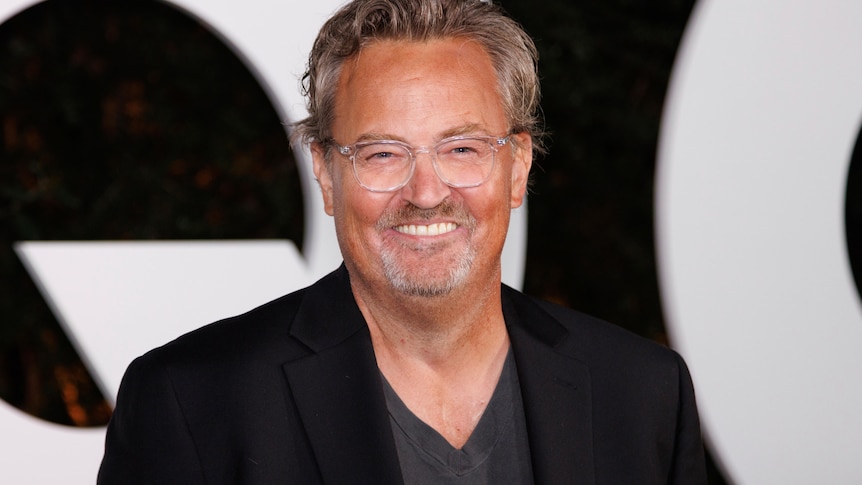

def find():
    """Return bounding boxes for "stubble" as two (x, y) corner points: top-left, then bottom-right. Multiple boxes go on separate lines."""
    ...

(377, 201), (477, 297)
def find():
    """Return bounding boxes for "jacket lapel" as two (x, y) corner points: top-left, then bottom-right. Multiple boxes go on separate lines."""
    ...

(504, 288), (596, 484)
(280, 269), (595, 484)
(282, 268), (404, 484)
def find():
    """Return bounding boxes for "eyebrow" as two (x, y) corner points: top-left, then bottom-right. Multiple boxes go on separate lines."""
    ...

(353, 132), (406, 143)
(438, 123), (487, 140)
(352, 123), (490, 145)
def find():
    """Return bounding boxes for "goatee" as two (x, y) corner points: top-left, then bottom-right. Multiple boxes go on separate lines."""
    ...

(377, 201), (477, 297)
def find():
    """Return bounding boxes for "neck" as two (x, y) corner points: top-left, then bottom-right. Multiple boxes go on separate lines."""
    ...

(351, 270), (511, 449)
(351, 270), (507, 368)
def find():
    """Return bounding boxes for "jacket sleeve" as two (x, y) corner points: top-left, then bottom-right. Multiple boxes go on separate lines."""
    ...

(97, 354), (206, 484)
(669, 352), (708, 484)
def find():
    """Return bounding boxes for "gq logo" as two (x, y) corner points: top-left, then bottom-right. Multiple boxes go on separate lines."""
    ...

(2, 0), (861, 483)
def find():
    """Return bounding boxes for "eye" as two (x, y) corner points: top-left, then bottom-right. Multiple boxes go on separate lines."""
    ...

(367, 150), (396, 160)
(450, 145), (479, 155)
(438, 139), (488, 161)
(356, 143), (409, 166)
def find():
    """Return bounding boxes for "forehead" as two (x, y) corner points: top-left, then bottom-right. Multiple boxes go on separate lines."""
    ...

(332, 38), (506, 141)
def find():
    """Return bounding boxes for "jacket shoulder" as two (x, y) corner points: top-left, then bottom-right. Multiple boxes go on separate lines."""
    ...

(503, 287), (707, 483)
(142, 286), (309, 367)
(504, 286), (678, 365)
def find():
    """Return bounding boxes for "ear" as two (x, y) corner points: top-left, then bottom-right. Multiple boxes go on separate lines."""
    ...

(311, 142), (335, 216)
(509, 132), (533, 209)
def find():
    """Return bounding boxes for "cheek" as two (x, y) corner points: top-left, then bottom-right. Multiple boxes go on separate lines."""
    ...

(464, 186), (512, 233)
(330, 167), (366, 219)
(483, 176), (517, 239)
(333, 186), (391, 235)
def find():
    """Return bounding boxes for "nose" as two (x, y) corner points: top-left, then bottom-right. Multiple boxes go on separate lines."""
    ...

(400, 151), (451, 209)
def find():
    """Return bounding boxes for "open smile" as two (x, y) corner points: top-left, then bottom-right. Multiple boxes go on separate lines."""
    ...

(394, 222), (458, 236)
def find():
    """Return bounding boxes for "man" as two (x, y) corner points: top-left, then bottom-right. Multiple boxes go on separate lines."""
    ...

(98, 0), (707, 483)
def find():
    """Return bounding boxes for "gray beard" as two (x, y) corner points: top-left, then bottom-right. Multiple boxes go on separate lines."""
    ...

(375, 200), (478, 297)
(380, 241), (476, 297)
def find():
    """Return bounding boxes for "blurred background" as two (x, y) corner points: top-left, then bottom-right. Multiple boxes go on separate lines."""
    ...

(0, 0), (726, 481)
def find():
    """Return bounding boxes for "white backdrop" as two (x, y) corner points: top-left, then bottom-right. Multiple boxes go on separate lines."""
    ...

(657, 0), (862, 483)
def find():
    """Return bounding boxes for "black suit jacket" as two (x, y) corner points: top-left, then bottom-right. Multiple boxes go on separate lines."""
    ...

(98, 267), (706, 484)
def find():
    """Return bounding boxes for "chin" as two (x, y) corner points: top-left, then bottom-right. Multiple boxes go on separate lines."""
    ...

(381, 245), (475, 298)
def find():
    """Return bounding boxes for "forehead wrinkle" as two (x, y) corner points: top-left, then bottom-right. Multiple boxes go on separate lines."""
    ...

(334, 40), (505, 145)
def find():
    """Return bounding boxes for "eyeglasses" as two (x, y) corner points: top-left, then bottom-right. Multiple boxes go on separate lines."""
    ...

(331, 135), (510, 192)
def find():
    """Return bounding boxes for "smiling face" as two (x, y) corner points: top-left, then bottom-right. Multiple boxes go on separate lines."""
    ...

(313, 38), (532, 300)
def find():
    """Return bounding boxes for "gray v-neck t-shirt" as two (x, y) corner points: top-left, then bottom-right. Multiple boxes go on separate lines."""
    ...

(381, 349), (534, 484)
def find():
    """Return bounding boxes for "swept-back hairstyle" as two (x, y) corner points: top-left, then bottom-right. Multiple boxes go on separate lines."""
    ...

(293, 0), (543, 154)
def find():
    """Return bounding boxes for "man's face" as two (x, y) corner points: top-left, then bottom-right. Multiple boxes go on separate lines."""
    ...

(313, 38), (532, 298)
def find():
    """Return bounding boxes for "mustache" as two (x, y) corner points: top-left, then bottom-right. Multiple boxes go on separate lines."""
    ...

(376, 200), (476, 231)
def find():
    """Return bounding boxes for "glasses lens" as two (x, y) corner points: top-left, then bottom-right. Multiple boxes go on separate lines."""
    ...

(434, 138), (496, 187)
(353, 142), (412, 191)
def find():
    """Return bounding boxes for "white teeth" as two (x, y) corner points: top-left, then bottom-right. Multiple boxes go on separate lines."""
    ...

(395, 222), (457, 236)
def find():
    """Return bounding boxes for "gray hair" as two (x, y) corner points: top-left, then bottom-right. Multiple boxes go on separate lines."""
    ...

(292, 0), (544, 154)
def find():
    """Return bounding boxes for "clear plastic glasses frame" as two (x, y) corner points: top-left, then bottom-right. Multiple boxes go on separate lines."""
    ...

(333, 135), (510, 192)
